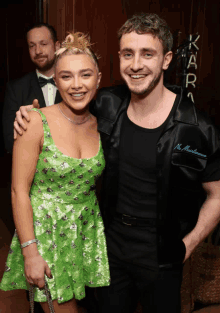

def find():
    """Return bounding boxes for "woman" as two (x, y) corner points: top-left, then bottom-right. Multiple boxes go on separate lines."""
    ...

(0, 32), (110, 313)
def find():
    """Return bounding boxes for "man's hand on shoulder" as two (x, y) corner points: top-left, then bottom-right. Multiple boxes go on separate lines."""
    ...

(14, 99), (40, 139)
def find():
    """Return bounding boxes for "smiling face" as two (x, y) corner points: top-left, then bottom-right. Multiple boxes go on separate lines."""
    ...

(119, 32), (172, 96)
(27, 26), (59, 72)
(54, 53), (101, 113)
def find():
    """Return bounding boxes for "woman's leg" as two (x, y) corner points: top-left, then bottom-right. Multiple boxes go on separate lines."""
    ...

(40, 298), (78, 313)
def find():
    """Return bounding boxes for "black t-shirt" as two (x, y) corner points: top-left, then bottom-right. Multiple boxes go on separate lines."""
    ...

(107, 95), (180, 269)
(116, 95), (179, 218)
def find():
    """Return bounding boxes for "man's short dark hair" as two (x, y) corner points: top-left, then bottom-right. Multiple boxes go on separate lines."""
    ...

(26, 23), (57, 43)
(118, 13), (173, 54)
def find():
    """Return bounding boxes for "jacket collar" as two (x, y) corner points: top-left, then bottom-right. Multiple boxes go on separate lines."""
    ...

(30, 71), (46, 107)
(97, 84), (198, 135)
(166, 85), (198, 126)
(97, 88), (130, 135)
(114, 84), (198, 126)
(120, 85), (199, 129)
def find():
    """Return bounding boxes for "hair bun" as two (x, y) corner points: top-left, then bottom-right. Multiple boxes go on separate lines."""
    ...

(55, 31), (100, 69)
(61, 32), (92, 51)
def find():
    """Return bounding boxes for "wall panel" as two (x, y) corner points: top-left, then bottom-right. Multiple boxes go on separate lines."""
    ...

(74, 0), (126, 87)
(47, 0), (74, 41)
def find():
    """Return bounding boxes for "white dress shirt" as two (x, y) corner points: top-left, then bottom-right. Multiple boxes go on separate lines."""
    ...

(36, 70), (57, 107)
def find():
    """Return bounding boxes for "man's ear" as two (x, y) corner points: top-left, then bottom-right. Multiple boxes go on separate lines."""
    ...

(55, 41), (61, 51)
(163, 51), (173, 70)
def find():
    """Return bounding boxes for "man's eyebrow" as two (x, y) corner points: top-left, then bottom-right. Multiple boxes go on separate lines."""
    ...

(120, 48), (157, 53)
(28, 40), (48, 45)
(120, 48), (133, 53)
(141, 48), (157, 53)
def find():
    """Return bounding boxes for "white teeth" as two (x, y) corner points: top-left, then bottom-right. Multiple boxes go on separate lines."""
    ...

(71, 93), (84, 97)
(130, 75), (145, 78)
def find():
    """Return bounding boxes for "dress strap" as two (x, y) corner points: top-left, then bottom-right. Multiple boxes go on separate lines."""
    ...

(31, 108), (53, 148)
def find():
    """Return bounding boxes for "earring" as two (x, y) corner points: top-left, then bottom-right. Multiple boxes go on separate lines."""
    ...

(97, 84), (99, 89)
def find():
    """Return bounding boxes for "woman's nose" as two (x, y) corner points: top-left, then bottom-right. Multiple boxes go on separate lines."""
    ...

(71, 77), (82, 89)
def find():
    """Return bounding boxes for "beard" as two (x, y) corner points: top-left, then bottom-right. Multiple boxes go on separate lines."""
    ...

(33, 56), (55, 72)
(124, 70), (163, 96)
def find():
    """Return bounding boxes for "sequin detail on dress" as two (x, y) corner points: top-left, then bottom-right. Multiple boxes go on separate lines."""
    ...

(0, 109), (110, 303)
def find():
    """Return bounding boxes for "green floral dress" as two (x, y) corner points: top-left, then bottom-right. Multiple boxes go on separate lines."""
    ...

(0, 109), (110, 303)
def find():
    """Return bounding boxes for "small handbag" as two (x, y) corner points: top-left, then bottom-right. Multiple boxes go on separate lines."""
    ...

(29, 280), (55, 313)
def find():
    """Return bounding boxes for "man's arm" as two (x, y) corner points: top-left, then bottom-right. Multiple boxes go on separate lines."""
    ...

(13, 99), (40, 139)
(182, 180), (220, 262)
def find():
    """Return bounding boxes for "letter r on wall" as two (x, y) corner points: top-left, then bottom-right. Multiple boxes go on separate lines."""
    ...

(186, 73), (197, 88)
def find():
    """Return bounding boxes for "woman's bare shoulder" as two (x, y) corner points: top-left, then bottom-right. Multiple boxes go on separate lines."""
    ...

(40, 104), (57, 114)
(18, 110), (44, 142)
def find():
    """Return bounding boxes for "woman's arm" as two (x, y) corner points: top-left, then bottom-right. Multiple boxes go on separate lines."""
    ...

(11, 110), (51, 288)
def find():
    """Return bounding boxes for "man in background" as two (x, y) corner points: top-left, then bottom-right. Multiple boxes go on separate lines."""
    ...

(2, 23), (61, 154)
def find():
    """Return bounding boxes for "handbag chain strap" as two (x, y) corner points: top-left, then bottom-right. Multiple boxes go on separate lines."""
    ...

(29, 280), (55, 313)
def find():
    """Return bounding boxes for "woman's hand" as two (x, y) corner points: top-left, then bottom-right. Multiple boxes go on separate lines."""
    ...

(24, 254), (52, 289)
(14, 99), (40, 139)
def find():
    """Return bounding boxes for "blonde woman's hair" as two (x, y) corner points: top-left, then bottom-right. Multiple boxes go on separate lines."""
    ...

(55, 32), (99, 69)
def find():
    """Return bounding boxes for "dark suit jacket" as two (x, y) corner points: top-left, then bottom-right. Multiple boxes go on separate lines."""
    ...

(2, 71), (62, 154)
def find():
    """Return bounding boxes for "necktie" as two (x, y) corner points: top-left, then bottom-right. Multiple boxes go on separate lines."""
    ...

(38, 76), (56, 88)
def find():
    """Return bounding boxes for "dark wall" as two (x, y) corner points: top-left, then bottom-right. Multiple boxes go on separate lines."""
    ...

(0, 1), (42, 234)
(0, 0), (42, 156)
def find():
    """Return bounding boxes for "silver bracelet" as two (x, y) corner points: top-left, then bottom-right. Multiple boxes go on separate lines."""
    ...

(20, 239), (38, 249)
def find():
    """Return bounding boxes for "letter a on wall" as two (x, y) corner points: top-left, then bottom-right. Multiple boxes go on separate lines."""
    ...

(187, 54), (197, 69)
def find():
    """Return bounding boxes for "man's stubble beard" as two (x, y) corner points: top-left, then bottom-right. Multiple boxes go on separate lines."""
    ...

(125, 70), (163, 97)
(34, 57), (55, 73)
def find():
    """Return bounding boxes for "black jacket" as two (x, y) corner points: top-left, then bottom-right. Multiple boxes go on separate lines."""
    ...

(2, 71), (62, 154)
(94, 84), (220, 267)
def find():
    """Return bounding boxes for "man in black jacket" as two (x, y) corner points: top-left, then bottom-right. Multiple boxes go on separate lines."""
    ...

(2, 23), (62, 154)
(93, 14), (220, 313)
(13, 14), (220, 313)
